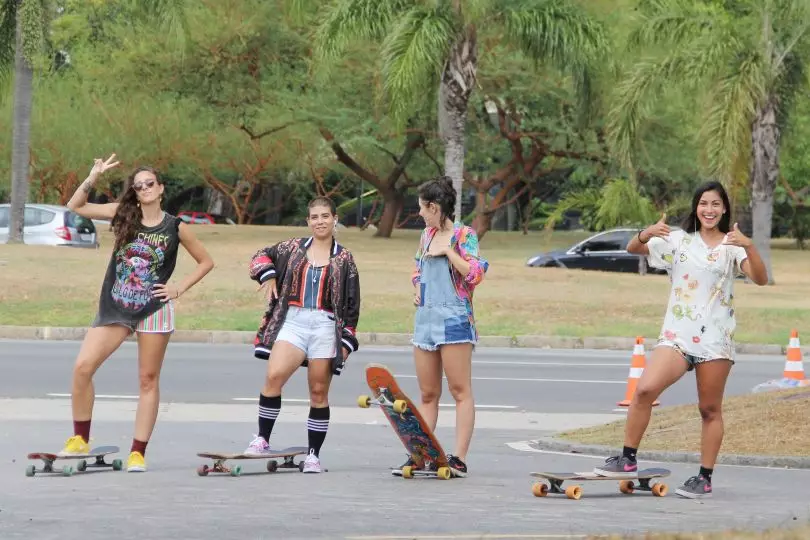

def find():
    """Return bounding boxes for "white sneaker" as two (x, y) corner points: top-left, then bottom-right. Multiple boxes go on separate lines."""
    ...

(302, 449), (321, 473)
(243, 435), (271, 455)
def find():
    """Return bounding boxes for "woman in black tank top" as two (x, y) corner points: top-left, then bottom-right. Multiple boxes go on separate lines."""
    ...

(58, 154), (215, 473)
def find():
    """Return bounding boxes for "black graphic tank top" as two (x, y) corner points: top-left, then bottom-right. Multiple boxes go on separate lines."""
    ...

(92, 213), (182, 330)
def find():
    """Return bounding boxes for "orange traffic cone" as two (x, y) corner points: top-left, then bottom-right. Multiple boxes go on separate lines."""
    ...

(617, 337), (659, 407)
(783, 329), (806, 380)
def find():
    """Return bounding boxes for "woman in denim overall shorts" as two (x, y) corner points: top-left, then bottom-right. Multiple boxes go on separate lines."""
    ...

(398, 176), (488, 477)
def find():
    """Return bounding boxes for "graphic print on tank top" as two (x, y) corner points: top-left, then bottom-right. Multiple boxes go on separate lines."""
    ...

(110, 232), (170, 311)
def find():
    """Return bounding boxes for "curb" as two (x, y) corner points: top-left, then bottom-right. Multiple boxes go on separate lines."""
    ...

(0, 325), (801, 354)
(529, 436), (810, 469)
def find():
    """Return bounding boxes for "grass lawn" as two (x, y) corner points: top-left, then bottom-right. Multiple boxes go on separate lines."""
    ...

(558, 387), (810, 456)
(1, 225), (809, 344)
(590, 522), (810, 539)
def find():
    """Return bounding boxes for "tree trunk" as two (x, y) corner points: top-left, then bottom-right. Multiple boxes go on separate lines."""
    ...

(374, 191), (404, 238)
(749, 98), (779, 285)
(7, 4), (34, 244)
(438, 26), (477, 224)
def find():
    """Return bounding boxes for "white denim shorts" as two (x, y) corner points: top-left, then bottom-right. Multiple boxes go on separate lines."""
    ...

(276, 306), (337, 360)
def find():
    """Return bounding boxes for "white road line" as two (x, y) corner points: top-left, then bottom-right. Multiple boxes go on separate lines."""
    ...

(471, 361), (628, 367)
(231, 398), (517, 409)
(395, 375), (625, 384)
(346, 535), (587, 540)
(47, 393), (138, 399)
(505, 441), (810, 472)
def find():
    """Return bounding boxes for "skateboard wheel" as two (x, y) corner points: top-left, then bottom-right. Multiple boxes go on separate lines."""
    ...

(197, 465), (209, 477)
(531, 482), (548, 497)
(437, 467), (451, 480)
(25, 465), (35, 477)
(565, 485), (582, 500)
(401, 466), (414, 479)
(619, 480), (634, 494)
(652, 482), (668, 497)
(357, 395), (371, 408)
(112, 459), (123, 471)
(77, 460), (88, 472)
(63, 466), (75, 477)
(230, 465), (242, 477)
(393, 400), (408, 414)
(298, 461), (305, 473)
(266, 460), (278, 473)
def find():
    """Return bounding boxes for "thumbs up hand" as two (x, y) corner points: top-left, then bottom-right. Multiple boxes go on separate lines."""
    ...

(722, 222), (752, 248)
(639, 212), (671, 243)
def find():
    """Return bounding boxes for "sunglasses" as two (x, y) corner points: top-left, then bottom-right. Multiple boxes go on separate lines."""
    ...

(133, 180), (157, 192)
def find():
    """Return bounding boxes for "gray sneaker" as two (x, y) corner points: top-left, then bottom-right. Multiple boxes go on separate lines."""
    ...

(593, 455), (638, 477)
(675, 475), (712, 498)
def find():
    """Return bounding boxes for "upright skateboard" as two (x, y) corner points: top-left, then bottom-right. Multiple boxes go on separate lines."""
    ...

(196, 446), (310, 477)
(529, 468), (671, 500)
(26, 445), (122, 477)
(358, 363), (458, 480)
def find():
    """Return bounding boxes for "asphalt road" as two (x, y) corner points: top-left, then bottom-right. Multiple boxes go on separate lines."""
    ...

(2, 340), (807, 540)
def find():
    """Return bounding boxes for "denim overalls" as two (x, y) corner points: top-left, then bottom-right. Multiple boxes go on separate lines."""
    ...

(412, 254), (475, 351)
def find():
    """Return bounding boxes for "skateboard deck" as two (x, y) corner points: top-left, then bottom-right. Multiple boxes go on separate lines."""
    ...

(26, 445), (121, 477)
(196, 446), (311, 476)
(359, 363), (457, 480)
(529, 468), (671, 500)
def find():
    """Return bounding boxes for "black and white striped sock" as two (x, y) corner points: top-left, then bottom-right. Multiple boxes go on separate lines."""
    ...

(307, 406), (330, 457)
(258, 394), (281, 443)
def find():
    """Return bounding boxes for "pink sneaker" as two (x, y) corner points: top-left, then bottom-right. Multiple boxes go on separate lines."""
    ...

(244, 435), (270, 455)
(302, 450), (321, 473)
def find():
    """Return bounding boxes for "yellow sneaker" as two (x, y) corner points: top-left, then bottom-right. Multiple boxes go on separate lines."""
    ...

(57, 435), (89, 456)
(127, 451), (147, 472)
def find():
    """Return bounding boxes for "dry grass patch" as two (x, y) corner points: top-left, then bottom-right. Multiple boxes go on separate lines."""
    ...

(589, 522), (810, 539)
(559, 388), (810, 456)
(0, 225), (808, 343)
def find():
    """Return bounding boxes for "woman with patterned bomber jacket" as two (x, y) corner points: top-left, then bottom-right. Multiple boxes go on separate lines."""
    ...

(395, 175), (489, 478)
(242, 197), (360, 474)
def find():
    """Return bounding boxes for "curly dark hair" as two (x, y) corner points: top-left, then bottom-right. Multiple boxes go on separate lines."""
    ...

(418, 175), (456, 223)
(111, 166), (162, 251)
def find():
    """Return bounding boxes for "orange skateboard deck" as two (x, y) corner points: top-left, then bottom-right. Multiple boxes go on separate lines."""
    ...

(358, 363), (457, 479)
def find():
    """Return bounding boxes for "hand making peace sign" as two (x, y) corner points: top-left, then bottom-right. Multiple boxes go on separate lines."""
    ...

(89, 153), (121, 178)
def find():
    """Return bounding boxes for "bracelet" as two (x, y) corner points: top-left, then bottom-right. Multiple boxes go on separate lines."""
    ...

(637, 231), (649, 244)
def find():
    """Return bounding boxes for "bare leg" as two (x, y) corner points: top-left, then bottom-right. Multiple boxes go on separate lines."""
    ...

(695, 359), (733, 469)
(413, 347), (443, 431)
(440, 343), (474, 461)
(71, 325), (131, 422)
(307, 359), (333, 408)
(624, 346), (689, 448)
(264, 341), (307, 396)
(133, 331), (172, 443)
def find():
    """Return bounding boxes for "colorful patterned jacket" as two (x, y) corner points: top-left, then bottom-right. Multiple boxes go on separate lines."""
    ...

(410, 222), (489, 326)
(249, 237), (360, 375)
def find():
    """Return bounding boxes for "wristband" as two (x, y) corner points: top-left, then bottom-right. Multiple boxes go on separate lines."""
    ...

(638, 231), (649, 244)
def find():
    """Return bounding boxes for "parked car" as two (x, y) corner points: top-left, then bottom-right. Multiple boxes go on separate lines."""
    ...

(526, 227), (669, 274)
(178, 211), (235, 225)
(0, 204), (98, 248)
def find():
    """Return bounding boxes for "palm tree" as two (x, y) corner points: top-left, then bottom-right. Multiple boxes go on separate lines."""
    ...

(608, 0), (810, 284)
(313, 0), (608, 224)
(0, 0), (187, 244)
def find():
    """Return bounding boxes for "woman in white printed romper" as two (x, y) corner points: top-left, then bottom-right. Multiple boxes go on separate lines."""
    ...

(59, 154), (214, 472)
(593, 181), (768, 498)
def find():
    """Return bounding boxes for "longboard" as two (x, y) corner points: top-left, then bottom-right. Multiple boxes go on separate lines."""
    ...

(196, 446), (311, 476)
(26, 445), (121, 477)
(358, 363), (458, 480)
(529, 468), (671, 500)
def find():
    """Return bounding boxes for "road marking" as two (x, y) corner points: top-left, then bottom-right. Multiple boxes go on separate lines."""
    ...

(471, 361), (627, 367)
(231, 398), (516, 409)
(47, 393), (138, 399)
(505, 440), (810, 471)
(395, 375), (625, 384)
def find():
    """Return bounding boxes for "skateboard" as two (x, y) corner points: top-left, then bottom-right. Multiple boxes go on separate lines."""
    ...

(196, 446), (311, 477)
(529, 468), (671, 500)
(358, 363), (458, 480)
(26, 445), (122, 477)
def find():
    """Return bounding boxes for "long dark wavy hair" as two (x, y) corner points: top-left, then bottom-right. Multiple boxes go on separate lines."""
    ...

(681, 180), (732, 234)
(111, 166), (162, 251)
